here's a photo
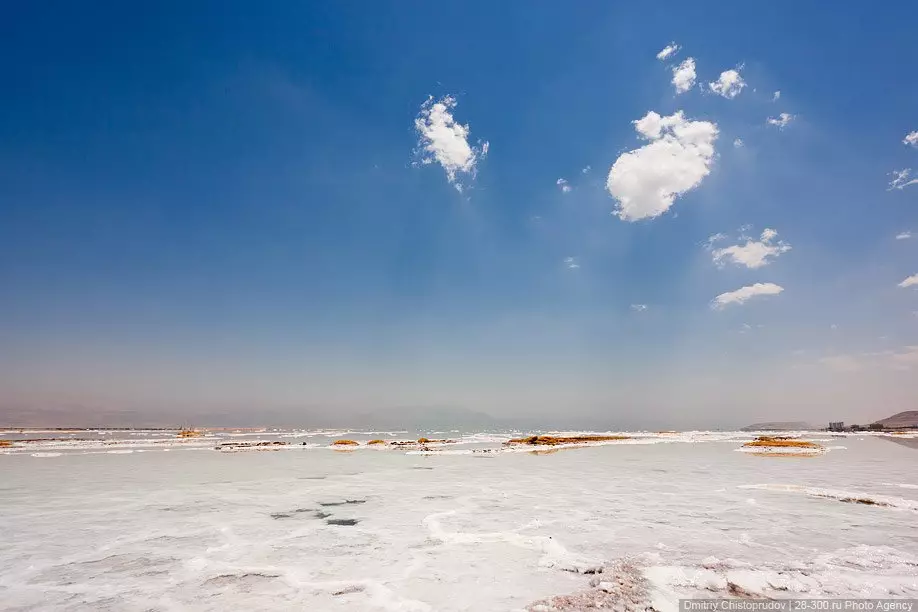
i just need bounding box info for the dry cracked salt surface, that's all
[1,430,917,611]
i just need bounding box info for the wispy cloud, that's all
[607,111,718,221]
[709,228,792,269]
[556,178,572,193]
[672,58,696,94]
[414,95,488,191]
[733,138,744,148]
[708,68,746,99]
[712,283,784,309]
[656,42,681,61]
[564,256,580,269]
[772,90,781,102]
[895,231,912,240]
[819,354,862,372]
[581,165,591,174]
[819,346,918,373]
[888,169,918,191]
[904,131,918,148]
[767,113,794,129]
[630,304,648,312]
[899,274,918,288]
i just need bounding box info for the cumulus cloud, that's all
[630,304,648,312]
[582,165,591,174]
[607,110,718,221]
[711,283,784,309]
[896,231,912,240]
[899,274,918,288]
[904,131,918,147]
[564,256,580,269]
[733,138,744,148]
[889,169,918,191]
[710,228,792,269]
[556,178,572,193]
[414,95,487,191]
[656,42,681,61]
[767,113,794,129]
[772,90,781,102]
[708,69,746,99]
[672,58,696,94]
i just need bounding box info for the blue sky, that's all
[1,1,917,427]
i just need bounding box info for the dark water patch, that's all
[298,476,326,480]
[412,466,435,470]
[293,508,314,514]
[314,511,332,519]
[203,572,280,588]
[332,585,365,596]
[271,512,292,519]
[318,499,366,507]
[422,495,453,500]
[326,518,359,526]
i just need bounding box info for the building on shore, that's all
[828,421,845,431]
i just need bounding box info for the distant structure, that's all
[828,421,845,431]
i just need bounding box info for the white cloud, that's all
[708,69,746,99]
[888,169,918,191]
[672,58,696,94]
[895,231,912,240]
[414,95,487,191]
[904,131,918,147]
[772,90,781,102]
[899,274,918,288]
[733,138,744,148]
[767,113,794,129]
[564,256,580,269]
[581,165,591,174]
[830,323,838,330]
[704,232,727,249]
[656,42,681,61]
[556,178,572,193]
[630,304,648,312]
[710,228,791,269]
[711,283,784,309]
[607,111,718,221]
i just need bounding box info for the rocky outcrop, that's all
[215,441,288,451]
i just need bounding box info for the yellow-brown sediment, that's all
[367,439,387,445]
[506,435,631,446]
[0,439,12,447]
[742,436,820,449]
[332,439,359,446]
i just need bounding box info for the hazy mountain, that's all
[874,411,918,428]
[740,421,818,432]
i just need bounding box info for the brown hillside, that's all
[875,411,918,428]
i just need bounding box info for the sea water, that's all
[1,430,916,610]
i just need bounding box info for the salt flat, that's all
[1,430,916,611]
